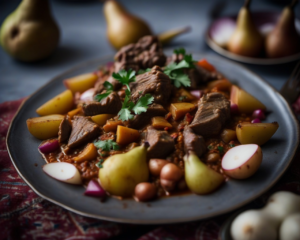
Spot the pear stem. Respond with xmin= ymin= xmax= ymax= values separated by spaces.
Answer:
xmin=244 ymin=0 xmax=251 ymax=9
xmin=289 ymin=0 xmax=298 ymax=9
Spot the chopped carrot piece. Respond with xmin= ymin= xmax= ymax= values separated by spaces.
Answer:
xmin=67 ymin=108 xmax=82 ymax=119
xmin=152 ymin=117 xmax=172 ymax=130
xmin=116 ymin=126 xmax=140 ymax=145
xmin=103 ymin=120 xmax=123 ymax=133
xmin=197 ymin=59 xmax=216 ymax=72
xmin=73 ymin=143 xmax=98 ymax=162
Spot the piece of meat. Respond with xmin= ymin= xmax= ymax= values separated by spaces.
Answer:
xmin=83 ymin=92 xmax=122 ymax=116
xmin=189 ymin=92 xmax=230 ymax=136
xmin=130 ymin=66 xmax=172 ymax=106
xmin=94 ymin=76 xmax=123 ymax=95
xmin=58 ymin=116 xmax=72 ymax=143
xmin=183 ymin=126 xmax=206 ymax=157
xmin=128 ymin=103 xmax=167 ymax=129
xmin=114 ymin=36 xmax=166 ymax=73
xmin=146 ymin=126 xmax=175 ymax=159
xmin=68 ymin=116 xmax=101 ymax=148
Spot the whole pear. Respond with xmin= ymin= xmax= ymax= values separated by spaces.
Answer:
xmin=227 ymin=0 xmax=264 ymax=57
xmin=265 ymin=0 xmax=300 ymax=58
xmin=184 ymin=153 xmax=224 ymax=194
xmin=99 ymin=145 xmax=149 ymax=198
xmin=0 ymin=0 xmax=60 ymax=62
xmin=104 ymin=0 xmax=152 ymax=50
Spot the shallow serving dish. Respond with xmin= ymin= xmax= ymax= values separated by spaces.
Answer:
xmin=206 ymin=11 xmax=300 ymax=65
xmin=7 ymin=53 xmax=299 ymax=224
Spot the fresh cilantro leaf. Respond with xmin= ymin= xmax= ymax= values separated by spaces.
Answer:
xmin=218 ymin=146 xmax=224 ymax=153
xmin=169 ymin=70 xmax=191 ymax=88
xmin=112 ymin=69 xmax=136 ymax=88
xmin=179 ymin=96 xmax=187 ymax=101
xmin=229 ymin=143 xmax=235 ymax=148
xmin=94 ymin=91 xmax=111 ymax=102
xmin=103 ymin=81 xmax=114 ymax=90
xmin=118 ymin=108 xmax=134 ymax=121
xmin=174 ymin=48 xmax=186 ymax=55
xmin=207 ymin=145 xmax=213 ymax=150
xmin=132 ymin=94 xmax=154 ymax=115
xmin=96 ymin=159 xmax=104 ymax=168
xmin=94 ymin=140 xmax=119 ymax=151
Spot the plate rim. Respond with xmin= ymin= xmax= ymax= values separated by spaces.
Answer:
xmin=6 ymin=54 xmax=300 ymax=224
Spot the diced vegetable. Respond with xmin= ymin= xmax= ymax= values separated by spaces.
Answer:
xmin=80 ymin=88 xmax=95 ymax=102
xmin=197 ymin=59 xmax=216 ymax=72
xmin=222 ymin=144 xmax=262 ymax=179
xmin=36 ymin=90 xmax=74 ymax=116
xmin=207 ymin=79 xmax=232 ymax=92
xmin=73 ymin=143 xmax=98 ymax=162
xmin=170 ymin=103 xmax=196 ymax=120
xmin=27 ymin=115 xmax=64 ymax=140
xmin=68 ymin=108 xmax=82 ymax=119
xmin=43 ymin=162 xmax=82 ymax=184
xmin=236 ymin=122 xmax=279 ymax=145
xmin=64 ymin=73 xmax=98 ymax=94
xmin=221 ymin=129 xmax=237 ymax=143
xmin=91 ymin=114 xmax=115 ymax=126
xmin=252 ymin=109 xmax=266 ymax=120
xmin=190 ymin=90 xmax=204 ymax=99
xmin=116 ymin=125 xmax=140 ymax=145
xmin=84 ymin=179 xmax=106 ymax=197
xmin=38 ymin=139 xmax=60 ymax=154
xmin=152 ymin=116 xmax=172 ymax=130
xmin=230 ymin=85 xmax=266 ymax=114
xmin=103 ymin=120 xmax=123 ymax=132
xmin=251 ymin=118 xmax=261 ymax=123
xmin=177 ymin=88 xmax=196 ymax=101
xmin=230 ymin=103 xmax=239 ymax=115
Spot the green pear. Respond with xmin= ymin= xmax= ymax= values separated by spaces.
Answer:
xmin=99 ymin=145 xmax=149 ymax=197
xmin=184 ymin=153 xmax=224 ymax=194
xmin=227 ymin=0 xmax=264 ymax=57
xmin=104 ymin=0 xmax=152 ymax=50
xmin=0 ymin=0 xmax=60 ymax=62
xmin=265 ymin=0 xmax=300 ymax=58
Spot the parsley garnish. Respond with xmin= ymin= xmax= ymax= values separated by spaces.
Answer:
xmin=94 ymin=139 xmax=119 ymax=151
xmin=179 ymin=96 xmax=187 ymax=102
xmin=96 ymin=159 xmax=104 ymax=168
xmin=173 ymin=48 xmax=186 ymax=55
xmin=112 ymin=70 xmax=154 ymax=121
xmin=138 ymin=68 xmax=151 ymax=75
xmin=218 ymin=146 xmax=224 ymax=153
xmin=207 ymin=145 xmax=213 ymax=150
xmin=94 ymin=81 xmax=114 ymax=102
xmin=229 ymin=143 xmax=235 ymax=148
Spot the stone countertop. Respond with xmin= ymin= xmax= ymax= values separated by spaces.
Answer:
xmin=0 ymin=0 xmax=299 ymax=103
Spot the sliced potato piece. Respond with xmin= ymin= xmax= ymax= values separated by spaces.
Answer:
xmin=73 ymin=143 xmax=98 ymax=162
xmin=236 ymin=122 xmax=279 ymax=145
xmin=116 ymin=126 xmax=140 ymax=145
xmin=177 ymin=88 xmax=196 ymax=102
xmin=221 ymin=129 xmax=237 ymax=143
xmin=103 ymin=120 xmax=123 ymax=132
xmin=27 ymin=115 xmax=64 ymax=140
xmin=36 ymin=90 xmax=74 ymax=116
xmin=230 ymin=85 xmax=266 ymax=114
xmin=152 ymin=116 xmax=172 ymax=129
xmin=64 ymin=73 xmax=98 ymax=94
xmin=91 ymin=114 xmax=115 ymax=126
xmin=170 ymin=103 xmax=196 ymax=120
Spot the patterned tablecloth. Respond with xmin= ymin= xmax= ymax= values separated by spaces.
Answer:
xmin=1 ymin=98 xmax=299 ymax=240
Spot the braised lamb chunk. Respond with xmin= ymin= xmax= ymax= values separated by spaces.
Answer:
xmin=58 ymin=116 xmax=72 ymax=144
xmin=114 ymin=36 xmax=166 ymax=73
xmin=68 ymin=116 xmax=101 ymax=148
xmin=146 ymin=126 xmax=175 ymax=159
xmin=83 ymin=92 xmax=122 ymax=116
xmin=183 ymin=126 xmax=206 ymax=157
xmin=189 ymin=92 xmax=230 ymax=136
xmin=128 ymin=103 xmax=167 ymax=129
xmin=130 ymin=66 xmax=172 ymax=106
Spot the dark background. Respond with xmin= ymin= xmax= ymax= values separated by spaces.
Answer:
xmin=0 ymin=0 xmax=299 ymax=239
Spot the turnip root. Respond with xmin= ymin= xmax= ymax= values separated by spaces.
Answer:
xmin=222 ymin=144 xmax=262 ymax=179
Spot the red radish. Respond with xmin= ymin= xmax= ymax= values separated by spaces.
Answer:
xmin=190 ymin=90 xmax=204 ymax=99
xmin=230 ymin=103 xmax=239 ymax=115
xmin=251 ymin=118 xmax=261 ymax=123
xmin=222 ymin=144 xmax=262 ymax=179
xmin=252 ymin=109 xmax=266 ymax=120
xmin=80 ymin=88 xmax=94 ymax=102
xmin=38 ymin=139 xmax=60 ymax=154
xmin=43 ymin=162 xmax=82 ymax=184
xmin=84 ymin=179 xmax=106 ymax=198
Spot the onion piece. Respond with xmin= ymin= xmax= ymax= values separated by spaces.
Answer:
xmin=190 ymin=90 xmax=204 ymax=99
xmin=252 ymin=109 xmax=266 ymax=120
xmin=84 ymin=179 xmax=106 ymax=197
xmin=38 ymin=139 xmax=60 ymax=154
xmin=222 ymin=144 xmax=262 ymax=179
xmin=43 ymin=162 xmax=82 ymax=184
xmin=251 ymin=118 xmax=261 ymax=123
xmin=230 ymin=103 xmax=239 ymax=115
xmin=80 ymin=88 xmax=95 ymax=102
xmin=210 ymin=18 xmax=236 ymax=47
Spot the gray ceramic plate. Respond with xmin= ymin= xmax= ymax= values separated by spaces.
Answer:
xmin=7 ymin=53 xmax=299 ymax=224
